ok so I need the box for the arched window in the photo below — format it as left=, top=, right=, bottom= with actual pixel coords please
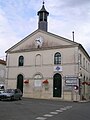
left=18, top=56, right=24, bottom=66
left=54, top=52, right=61, bottom=65
left=35, top=54, right=41, bottom=66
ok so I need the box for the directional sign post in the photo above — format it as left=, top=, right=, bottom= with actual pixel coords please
left=65, top=76, right=78, bottom=86
left=64, top=75, right=79, bottom=101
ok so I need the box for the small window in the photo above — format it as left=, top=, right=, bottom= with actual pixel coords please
left=18, top=56, right=24, bottom=66
left=44, top=13, right=47, bottom=22
left=83, top=57, right=85, bottom=68
left=79, top=54, right=82, bottom=66
left=39, top=13, right=43, bottom=21
left=54, top=52, right=61, bottom=65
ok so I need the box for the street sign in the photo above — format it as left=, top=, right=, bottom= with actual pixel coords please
left=64, top=76, right=78, bottom=86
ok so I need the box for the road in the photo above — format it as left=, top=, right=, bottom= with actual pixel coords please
left=0, top=98, right=90, bottom=120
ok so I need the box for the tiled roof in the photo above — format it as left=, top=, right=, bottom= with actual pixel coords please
left=0, top=59, right=6, bottom=65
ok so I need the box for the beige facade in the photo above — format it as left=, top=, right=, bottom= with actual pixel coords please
left=5, top=29, right=90, bottom=101
left=0, top=59, right=6, bottom=85
left=5, top=3, right=90, bottom=101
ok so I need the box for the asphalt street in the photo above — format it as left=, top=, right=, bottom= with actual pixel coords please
left=0, top=98, right=90, bottom=120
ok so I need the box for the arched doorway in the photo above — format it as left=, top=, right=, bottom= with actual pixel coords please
left=53, top=73, right=62, bottom=97
left=17, top=74, right=23, bottom=93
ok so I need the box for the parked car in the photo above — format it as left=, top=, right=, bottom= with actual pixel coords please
left=0, top=84, right=5, bottom=95
left=0, top=89, right=5, bottom=94
left=0, top=89, right=22, bottom=101
left=0, top=84, right=5, bottom=94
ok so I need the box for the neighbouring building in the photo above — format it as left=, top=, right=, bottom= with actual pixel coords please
left=5, top=2, right=90, bottom=101
left=0, top=59, right=6, bottom=89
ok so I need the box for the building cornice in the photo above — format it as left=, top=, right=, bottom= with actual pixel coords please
left=7, top=44, right=78, bottom=54
left=78, top=44, right=90, bottom=61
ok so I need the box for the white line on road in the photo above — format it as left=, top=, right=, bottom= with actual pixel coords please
left=60, top=108, right=67, bottom=110
left=35, top=106, right=72, bottom=120
left=56, top=110, right=63, bottom=112
left=44, top=114, right=53, bottom=117
left=65, top=106, right=72, bottom=109
left=36, top=117, right=47, bottom=120
left=50, top=112, right=58, bottom=114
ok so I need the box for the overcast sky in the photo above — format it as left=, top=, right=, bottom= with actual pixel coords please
left=0, top=0, right=90, bottom=59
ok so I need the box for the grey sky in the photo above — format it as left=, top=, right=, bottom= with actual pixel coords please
left=0, top=0, right=90, bottom=59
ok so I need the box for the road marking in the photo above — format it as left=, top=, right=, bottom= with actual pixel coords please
left=56, top=110, right=63, bottom=112
left=44, top=114, right=53, bottom=117
left=36, top=117, right=47, bottom=120
left=60, top=106, right=72, bottom=111
left=65, top=106, right=72, bottom=109
left=35, top=106, right=72, bottom=120
left=60, top=107, right=67, bottom=110
left=50, top=112, right=58, bottom=114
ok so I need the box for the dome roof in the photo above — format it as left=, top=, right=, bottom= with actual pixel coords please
left=37, top=2, right=49, bottom=15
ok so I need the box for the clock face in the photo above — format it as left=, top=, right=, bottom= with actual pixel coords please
left=35, top=36, right=43, bottom=48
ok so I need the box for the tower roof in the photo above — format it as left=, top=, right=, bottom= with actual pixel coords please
left=37, top=2, right=49, bottom=15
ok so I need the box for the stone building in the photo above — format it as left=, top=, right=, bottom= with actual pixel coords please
left=5, top=3, right=90, bottom=101
left=0, top=59, right=6, bottom=89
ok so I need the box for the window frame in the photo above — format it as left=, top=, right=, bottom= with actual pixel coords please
left=54, top=52, right=61, bottom=65
left=18, top=56, right=24, bottom=66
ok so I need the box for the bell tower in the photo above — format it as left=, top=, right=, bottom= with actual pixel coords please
left=37, top=1, right=49, bottom=32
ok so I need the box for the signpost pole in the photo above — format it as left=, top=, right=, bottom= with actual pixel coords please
left=71, top=86, right=73, bottom=101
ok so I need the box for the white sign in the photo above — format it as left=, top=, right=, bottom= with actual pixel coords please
left=54, top=66, right=62, bottom=71
left=65, top=76, right=78, bottom=86
left=65, top=79, right=77, bottom=86
left=34, top=80, right=41, bottom=87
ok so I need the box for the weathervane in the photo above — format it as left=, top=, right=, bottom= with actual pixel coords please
left=43, top=0, right=45, bottom=5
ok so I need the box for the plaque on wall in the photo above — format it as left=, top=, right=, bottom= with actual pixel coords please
left=54, top=66, right=62, bottom=72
